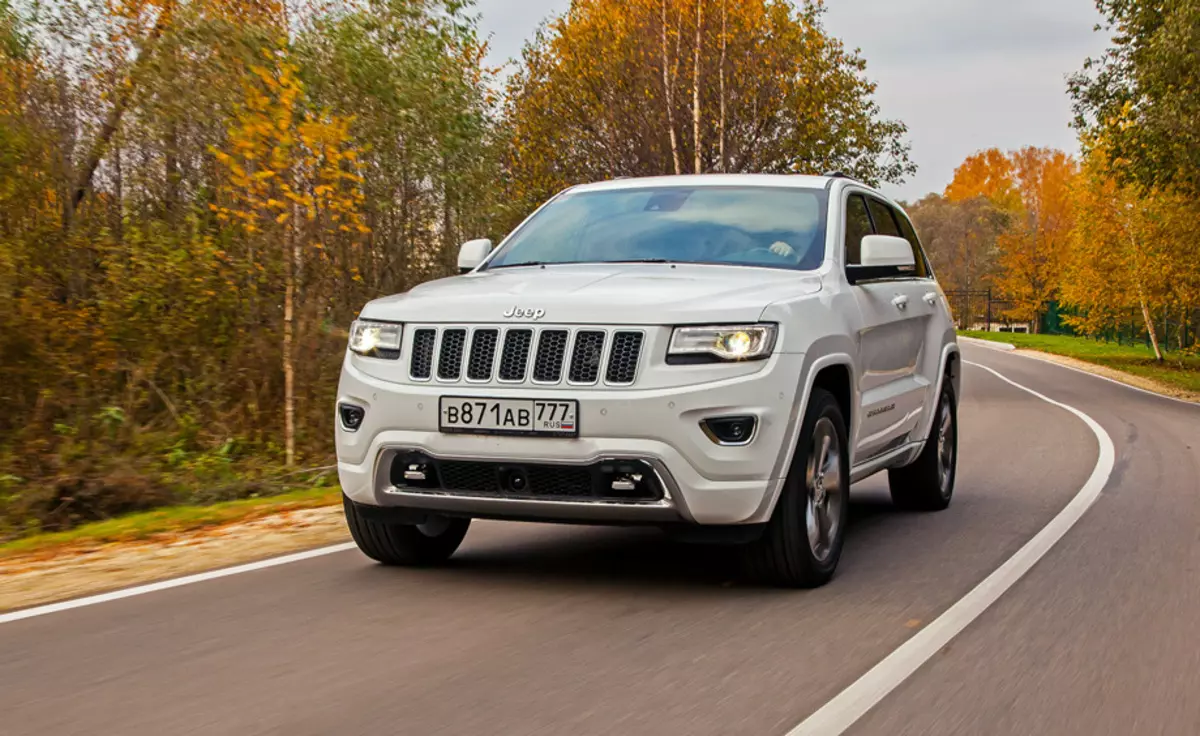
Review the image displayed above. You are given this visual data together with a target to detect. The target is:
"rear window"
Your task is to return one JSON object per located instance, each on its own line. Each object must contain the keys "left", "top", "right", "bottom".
{"left": 867, "top": 198, "right": 902, "bottom": 237}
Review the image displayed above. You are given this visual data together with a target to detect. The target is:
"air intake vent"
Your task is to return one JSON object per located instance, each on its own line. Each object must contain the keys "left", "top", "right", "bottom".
{"left": 410, "top": 329, "right": 436, "bottom": 380}
{"left": 605, "top": 331, "right": 643, "bottom": 385}
{"left": 498, "top": 329, "right": 533, "bottom": 382}
{"left": 467, "top": 329, "right": 498, "bottom": 381}
{"left": 569, "top": 331, "right": 606, "bottom": 384}
{"left": 437, "top": 329, "right": 466, "bottom": 380}
{"left": 533, "top": 330, "right": 569, "bottom": 383}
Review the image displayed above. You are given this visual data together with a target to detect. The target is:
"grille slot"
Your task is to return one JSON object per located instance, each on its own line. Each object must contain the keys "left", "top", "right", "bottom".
{"left": 410, "top": 329, "right": 436, "bottom": 380}
{"left": 467, "top": 329, "right": 498, "bottom": 381}
{"left": 437, "top": 329, "right": 466, "bottom": 380}
{"left": 569, "top": 331, "right": 606, "bottom": 384}
{"left": 498, "top": 330, "right": 533, "bottom": 382}
{"left": 437, "top": 462, "right": 498, "bottom": 493}
{"left": 605, "top": 332, "right": 643, "bottom": 385}
{"left": 533, "top": 330, "right": 569, "bottom": 383}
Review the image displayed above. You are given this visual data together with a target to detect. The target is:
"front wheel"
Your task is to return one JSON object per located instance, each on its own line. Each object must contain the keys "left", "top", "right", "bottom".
{"left": 888, "top": 379, "right": 957, "bottom": 511}
{"left": 343, "top": 497, "right": 470, "bottom": 566}
{"left": 741, "top": 387, "right": 850, "bottom": 588}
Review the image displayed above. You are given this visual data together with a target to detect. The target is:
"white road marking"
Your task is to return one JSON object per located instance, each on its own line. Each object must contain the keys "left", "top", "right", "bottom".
{"left": 786, "top": 360, "right": 1116, "bottom": 736}
{"left": 957, "top": 335, "right": 1015, "bottom": 351}
{"left": 0, "top": 543, "right": 358, "bottom": 625}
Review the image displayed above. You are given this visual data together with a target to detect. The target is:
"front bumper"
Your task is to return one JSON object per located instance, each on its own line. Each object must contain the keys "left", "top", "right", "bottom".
{"left": 335, "top": 352, "right": 805, "bottom": 525}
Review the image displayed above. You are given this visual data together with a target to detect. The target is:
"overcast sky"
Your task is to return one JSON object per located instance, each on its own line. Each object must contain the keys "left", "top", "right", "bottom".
{"left": 470, "top": 0, "right": 1112, "bottom": 201}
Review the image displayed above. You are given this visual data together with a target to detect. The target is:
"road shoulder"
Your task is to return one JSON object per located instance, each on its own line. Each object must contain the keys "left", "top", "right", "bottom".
{"left": 1011, "top": 349, "right": 1200, "bottom": 403}
{"left": 1, "top": 506, "right": 348, "bottom": 612}
{"left": 959, "top": 335, "right": 1200, "bottom": 404}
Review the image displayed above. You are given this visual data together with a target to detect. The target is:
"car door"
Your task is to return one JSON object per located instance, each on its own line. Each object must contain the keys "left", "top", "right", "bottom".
{"left": 893, "top": 203, "right": 954, "bottom": 415}
{"left": 846, "top": 193, "right": 934, "bottom": 461}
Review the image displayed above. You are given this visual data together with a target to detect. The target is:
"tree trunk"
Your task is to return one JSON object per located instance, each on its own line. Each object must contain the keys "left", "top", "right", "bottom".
{"left": 113, "top": 130, "right": 123, "bottom": 244}
{"left": 165, "top": 123, "right": 180, "bottom": 222}
{"left": 718, "top": 0, "right": 727, "bottom": 173}
{"left": 283, "top": 212, "right": 299, "bottom": 467}
{"left": 660, "top": 0, "right": 682, "bottom": 175}
{"left": 1139, "top": 297, "right": 1163, "bottom": 361}
{"left": 1125, "top": 211, "right": 1162, "bottom": 361}
{"left": 692, "top": 0, "right": 703, "bottom": 174}
{"left": 63, "top": 11, "right": 171, "bottom": 231}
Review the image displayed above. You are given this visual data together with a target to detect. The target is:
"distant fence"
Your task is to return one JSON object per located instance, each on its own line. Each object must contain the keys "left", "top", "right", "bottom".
{"left": 944, "top": 289, "right": 1199, "bottom": 351}
{"left": 943, "top": 289, "right": 1017, "bottom": 333}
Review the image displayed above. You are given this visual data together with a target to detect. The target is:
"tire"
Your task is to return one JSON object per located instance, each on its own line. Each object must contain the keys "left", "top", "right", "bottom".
{"left": 343, "top": 497, "right": 470, "bottom": 566}
{"left": 741, "top": 387, "right": 850, "bottom": 588}
{"left": 888, "top": 378, "right": 957, "bottom": 511}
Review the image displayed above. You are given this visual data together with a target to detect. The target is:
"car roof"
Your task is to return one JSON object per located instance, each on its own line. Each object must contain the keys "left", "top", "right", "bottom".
{"left": 567, "top": 173, "right": 877, "bottom": 194}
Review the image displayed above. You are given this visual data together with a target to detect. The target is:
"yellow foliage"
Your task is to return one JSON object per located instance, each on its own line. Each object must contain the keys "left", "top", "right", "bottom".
{"left": 209, "top": 39, "right": 370, "bottom": 249}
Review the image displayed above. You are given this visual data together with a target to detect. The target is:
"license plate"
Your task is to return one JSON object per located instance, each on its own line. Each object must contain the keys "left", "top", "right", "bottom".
{"left": 438, "top": 397, "right": 578, "bottom": 436}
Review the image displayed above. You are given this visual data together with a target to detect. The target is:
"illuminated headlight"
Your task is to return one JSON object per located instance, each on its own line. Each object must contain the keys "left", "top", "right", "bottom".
{"left": 348, "top": 320, "right": 403, "bottom": 359}
{"left": 668, "top": 324, "right": 777, "bottom": 362}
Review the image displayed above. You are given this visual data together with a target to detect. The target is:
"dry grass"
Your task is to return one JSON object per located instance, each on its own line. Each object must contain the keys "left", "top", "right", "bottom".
{"left": 1, "top": 504, "right": 351, "bottom": 612}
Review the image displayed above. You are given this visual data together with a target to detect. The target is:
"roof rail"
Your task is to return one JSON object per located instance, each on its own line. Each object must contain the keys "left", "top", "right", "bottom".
{"left": 823, "top": 170, "right": 851, "bottom": 179}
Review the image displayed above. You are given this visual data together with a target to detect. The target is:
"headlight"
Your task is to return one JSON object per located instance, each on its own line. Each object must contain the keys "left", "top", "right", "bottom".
{"left": 668, "top": 324, "right": 777, "bottom": 362}
{"left": 348, "top": 319, "right": 403, "bottom": 359}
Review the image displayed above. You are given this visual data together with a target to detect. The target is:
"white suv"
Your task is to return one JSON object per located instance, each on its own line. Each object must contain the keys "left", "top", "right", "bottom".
{"left": 335, "top": 174, "right": 960, "bottom": 587}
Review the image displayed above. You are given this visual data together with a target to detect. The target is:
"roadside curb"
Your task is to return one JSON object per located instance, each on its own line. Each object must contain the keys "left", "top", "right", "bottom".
{"left": 958, "top": 335, "right": 1015, "bottom": 351}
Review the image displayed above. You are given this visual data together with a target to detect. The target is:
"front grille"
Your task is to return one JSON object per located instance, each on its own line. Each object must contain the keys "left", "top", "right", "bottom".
{"left": 410, "top": 329, "right": 436, "bottom": 380}
{"left": 390, "top": 453, "right": 663, "bottom": 502}
{"left": 467, "top": 330, "right": 498, "bottom": 381}
{"left": 409, "top": 326, "right": 644, "bottom": 386}
{"left": 533, "top": 330, "right": 569, "bottom": 383}
{"left": 437, "top": 329, "right": 466, "bottom": 380}
{"left": 606, "top": 332, "right": 644, "bottom": 385}
{"left": 437, "top": 461, "right": 498, "bottom": 494}
{"left": 569, "top": 331, "right": 606, "bottom": 383}
{"left": 498, "top": 330, "right": 533, "bottom": 382}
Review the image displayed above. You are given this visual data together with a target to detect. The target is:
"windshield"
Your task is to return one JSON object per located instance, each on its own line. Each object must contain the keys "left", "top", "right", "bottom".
{"left": 485, "top": 186, "right": 829, "bottom": 271}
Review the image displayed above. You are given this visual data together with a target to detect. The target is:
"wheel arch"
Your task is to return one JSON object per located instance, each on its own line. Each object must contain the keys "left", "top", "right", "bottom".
{"left": 912, "top": 341, "right": 961, "bottom": 451}
{"left": 753, "top": 346, "right": 859, "bottom": 522}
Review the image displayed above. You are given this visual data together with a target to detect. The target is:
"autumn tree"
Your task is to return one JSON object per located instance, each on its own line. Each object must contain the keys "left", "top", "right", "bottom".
{"left": 906, "top": 194, "right": 1008, "bottom": 295}
{"left": 0, "top": 0, "right": 499, "bottom": 537}
{"left": 1060, "top": 146, "right": 1200, "bottom": 359}
{"left": 210, "top": 45, "right": 368, "bottom": 466}
{"left": 1069, "top": 0, "right": 1200, "bottom": 196}
{"left": 502, "top": 0, "right": 913, "bottom": 220}
{"left": 946, "top": 147, "right": 1077, "bottom": 331}
{"left": 298, "top": 0, "right": 503, "bottom": 287}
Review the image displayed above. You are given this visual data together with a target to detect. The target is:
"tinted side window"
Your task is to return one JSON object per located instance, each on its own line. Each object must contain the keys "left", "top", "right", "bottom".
{"left": 866, "top": 198, "right": 901, "bottom": 237}
{"left": 892, "top": 207, "right": 930, "bottom": 278}
{"left": 844, "top": 194, "right": 873, "bottom": 265}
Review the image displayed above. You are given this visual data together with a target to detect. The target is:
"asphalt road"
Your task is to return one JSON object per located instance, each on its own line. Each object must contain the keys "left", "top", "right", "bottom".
{"left": 3, "top": 343, "right": 1199, "bottom": 735}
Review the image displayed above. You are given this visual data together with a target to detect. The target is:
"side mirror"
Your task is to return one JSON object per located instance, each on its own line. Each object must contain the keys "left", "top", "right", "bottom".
{"left": 457, "top": 238, "right": 493, "bottom": 273}
{"left": 847, "top": 235, "right": 916, "bottom": 284}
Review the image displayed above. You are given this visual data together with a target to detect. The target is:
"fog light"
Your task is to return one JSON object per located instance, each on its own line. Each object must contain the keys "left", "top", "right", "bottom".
{"left": 701, "top": 415, "right": 757, "bottom": 445}
{"left": 391, "top": 454, "right": 439, "bottom": 489}
{"left": 338, "top": 403, "right": 365, "bottom": 432}
{"left": 610, "top": 473, "right": 643, "bottom": 492}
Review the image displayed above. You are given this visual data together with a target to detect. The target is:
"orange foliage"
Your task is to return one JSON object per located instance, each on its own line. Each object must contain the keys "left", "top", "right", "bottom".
{"left": 945, "top": 147, "right": 1077, "bottom": 329}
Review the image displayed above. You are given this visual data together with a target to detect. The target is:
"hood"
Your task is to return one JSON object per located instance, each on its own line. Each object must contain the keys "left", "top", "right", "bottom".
{"left": 359, "top": 263, "right": 822, "bottom": 325}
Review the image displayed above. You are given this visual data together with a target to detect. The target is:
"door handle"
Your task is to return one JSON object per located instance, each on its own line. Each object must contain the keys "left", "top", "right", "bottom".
{"left": 923, "top": 291, "right": 938, "bottom": 305}
{"left": 891, "top": 295, "right": 909, "bottom": 310}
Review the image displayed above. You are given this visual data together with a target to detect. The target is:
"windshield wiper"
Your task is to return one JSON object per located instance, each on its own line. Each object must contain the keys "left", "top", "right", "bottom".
{"left": 491, "top": 258, "right": 674, "bottom": 269}
{"left": 603, "top": 258, "right": 674, "bottom": 264}
{"left": 489, "top": 260, "right": 548, "bottom": 269}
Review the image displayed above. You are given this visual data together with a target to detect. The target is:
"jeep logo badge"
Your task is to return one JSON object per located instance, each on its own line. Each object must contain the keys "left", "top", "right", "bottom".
{"left": 503, "top": 306, "right": 545, "bottom": 320}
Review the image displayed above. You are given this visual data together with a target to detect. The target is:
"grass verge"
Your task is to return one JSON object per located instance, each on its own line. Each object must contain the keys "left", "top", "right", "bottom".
{"left": 0, "top": 486, "right": 342, "bottom": 560}
{"left": 960, "top": 330, "right": 1200, "bottom": 394}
